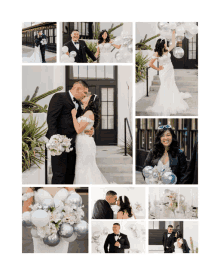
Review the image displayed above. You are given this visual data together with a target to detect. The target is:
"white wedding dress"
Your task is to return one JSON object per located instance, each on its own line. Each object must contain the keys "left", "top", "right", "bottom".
{"left": 174, "top": 241, "right": 184, "bottom": 253}
{"left": 73, "top": 116, "right": 109, "bottom": 184}
{"left": 97, "top": 43, "right": 114, "bottom": 63}
{"left": 32, "top": 188, "right": 70, "bottom": 253}
{"left": 23, "top": 45, "right": 42, "bottom": 63}
{"left": 147, "top": 49, "right": 192, "bottom": 115}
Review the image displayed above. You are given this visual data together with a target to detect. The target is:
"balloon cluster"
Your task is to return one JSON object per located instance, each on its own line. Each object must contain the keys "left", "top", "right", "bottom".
{"left": 142, "top": 166, "right": 177, "bottom": 184}
{"left": 61, "top": 46, "right": 77, "bottom": 63}
{"left": 157, "top": 22, "right": 198, "bottom": 59}
{"left": 22, "top": 192, "right": 88, "bottom": 247}
{"left": 92, "top": 227, "right": 109, "bottom": 253}
{"left": 114, "top": 30, "right": 133, "bottom": 63}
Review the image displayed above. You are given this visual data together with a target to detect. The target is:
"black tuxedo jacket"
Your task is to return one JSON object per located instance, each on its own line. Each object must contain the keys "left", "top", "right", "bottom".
{"left": 64, "top": 40, "right": 96, "bottom": 63}
{"left": 92, "top": 200, "right": 113, "bottom": 219}
{"left": 104, "top": 233, "right": 130, "bottom": 253}
{"left": 143, "top": 149, "right": 187, "bottom": 184}
{"left": 162, "top": 232, "right": 177, "bottom": 253}
{"left": 35, "top": 34, "right": 47, "bottom": 49}
{"left": 46, "top": 91, "right": 83, "bottom": 145}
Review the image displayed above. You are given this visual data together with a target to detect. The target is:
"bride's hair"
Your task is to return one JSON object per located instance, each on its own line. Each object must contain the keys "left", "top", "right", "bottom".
{"left": 152, "top": 128, "right": 179, "bottom": 159}
{"left": 31, "top": 187, "right": 42, "bottom": 191}
{"left": 118, "top": 196, "right": 132, "bottom": 217}
{"left": 154, "top": 39, "right": 168, "bottom": 57}
{"left": 83, "top": 94, "right": 100, "bottom": 129}
{"left": 177, "top": 231, "right": 183, "bottom": 239}
{"left": 98, "top": 30, "right": 110, "bottom": 44}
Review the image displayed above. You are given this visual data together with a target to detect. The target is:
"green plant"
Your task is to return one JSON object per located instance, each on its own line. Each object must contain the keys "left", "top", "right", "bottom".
{"left": 22, "top": 86, "right": 63, "bottom": 113}
{"left": 136, "top": 51, "right": 149, "bottom": 83}
{"left": 136, "top": 34, "right": 160, "bottom": 50}
{"left": 118, "top": 137, "right": 132, "bottom": 157}
{"left": 85, "top": 41, "right": 98, "bottom": 63}
{"left": 22, "top": 114, "right": 47, "bottom": 172}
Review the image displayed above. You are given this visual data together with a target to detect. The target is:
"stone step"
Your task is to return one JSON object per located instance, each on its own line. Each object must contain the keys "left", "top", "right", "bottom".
{"left": 103, "top": 173, "right": 132, "bottom": 184}
{"left": 153, "top": 75, "right": 198, "bottom": 81}
{"left": 99, "top": 164, "right": 132, "bottom": 173}
{"left": 152, "top": 80, "right": 197, "bottom": 86}
{"left": 96, "top": 154, "right": 133, "bottom": 165}
{"left": 150, "top": 85, "right": 198, "bottom": 93}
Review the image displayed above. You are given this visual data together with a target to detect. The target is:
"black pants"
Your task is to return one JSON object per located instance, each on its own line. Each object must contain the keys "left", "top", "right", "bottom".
{"left": 51, "top": 149, "right": 76, "bottom": 184}
{"left": 40, "top": 47, "right": 46, "bottom": 63}
{"left": 164, "top": 247, "right": 174, "bottom": 253}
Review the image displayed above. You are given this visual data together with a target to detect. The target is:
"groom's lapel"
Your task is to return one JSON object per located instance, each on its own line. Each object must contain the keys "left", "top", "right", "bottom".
{"left": 71, "top": 41, "right": 80, "bottom": 53}
{"left": 65, "top": 91, "right": 75, "bottom": 107}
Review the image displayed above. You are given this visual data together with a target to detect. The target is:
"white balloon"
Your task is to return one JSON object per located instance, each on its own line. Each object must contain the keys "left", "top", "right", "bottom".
{"left": 54, "top": 188, "right": 69, "bottom": 201}
{"left": 54, "top": 199, "right": 64, "bottom": 212}
{"left": 183, "top": 23, "right": 198, "bottom": 35}
{"left": 31, "top": 210, "right": 50, "bottom": 227}
{"left": 160, "top": 30, "right": 172, "bottom": 40}
{"left": 114, "top": 36, "right": 123, "bottom": 45}
{"left": 31, "top": 228, "right": 40, "bottom": 238}
{"left": 62, "top": 232, "right": 77, "bottom": 243}
{"left": 176, "top": 25, "right": 185, "bottom": 36}
{"left": 61, "top": 54, "right": 70, "bottom": 63}
{"left": 69, "top": 57, "right": 75, "bottom": 63}
{"left": 168, "top": 22, "right": 177, "bottom": 29}
{"left": 185, "top": 30, "right": 194, "bottom": 40}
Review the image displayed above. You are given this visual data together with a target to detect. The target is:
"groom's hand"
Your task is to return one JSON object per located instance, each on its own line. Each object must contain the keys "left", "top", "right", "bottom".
{"left": 114, "top": 242, "right": 120, "bottom": 247}
{"left": 85, "top": 127, "right": 94, "bottom": 137}
{"left": 66, "top": 52, "right": 70, "bottom": 56}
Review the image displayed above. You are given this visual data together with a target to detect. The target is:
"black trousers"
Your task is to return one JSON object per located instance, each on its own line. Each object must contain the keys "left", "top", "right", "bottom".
{"left": 51, "top": 149, "right": 76, "bottom": 184}
{"left": 164, "top": 247, "right": 174, "bottom": 253}
{"left": 40, "top": 47, "right": 46, "bottom": 62}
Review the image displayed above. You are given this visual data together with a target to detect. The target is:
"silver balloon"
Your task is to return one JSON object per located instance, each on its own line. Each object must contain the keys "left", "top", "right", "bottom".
{"left": 152, "top": 172, "right": 159, "bottom": 179}
{"left": 142, "top": 166, "right": 153, "bottom": 178}
{"left": 62, "top": 232, "right": 77, "bottom": 243}
{"left": 43, "top": 233, "right": 60, "bottom": 247}
{"left": 162, "top": 172, "right": 177, "bottom": 184}
{"left": 42, "top": 198, "right": 55, "bottom": 208}
{"left": 173, "top": 47, "right": 184, "bottom": 59}
{"left": 158, "top": 22, "right": 169, "bottom": 31}
{"left": 70, "top": 51, "right": 77, "bottom": 58}
{"left": 73, "top": 220, "right": 88, "bottom": 235}
{"left": 65, "top": 193, "right": 82, "bottom": 207}
{"left": 115, "top": 51, "right": 123, "bottom": 61}
{"left": 185, "top": 30, "right": 194, "bottom": 40}
{"left": 22, "top": 212, "right": 33, "bottom": 228}
{"left": 59, "top": 223, "right": 74, "bottom": 238}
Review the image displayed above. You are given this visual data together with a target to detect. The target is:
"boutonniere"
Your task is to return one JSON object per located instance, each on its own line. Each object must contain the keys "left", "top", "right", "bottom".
{"left": 118, "top": 236, "right": 121, "bottom": 240}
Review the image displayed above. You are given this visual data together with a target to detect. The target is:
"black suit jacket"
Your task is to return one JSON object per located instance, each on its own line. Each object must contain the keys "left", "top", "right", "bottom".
{"left": 35, "top": 34, "right": 47, "bottom": 49}
{"left": 162, "top": 232, "right": 176, "bottom": 253}
{"left": 92, "top": 200, "right": 113, "bottom": 219}
{"left": 46, "top": 91, "right": 83, "bottom": 146}
{"left": 143, "top": 149, "right": 187, "bottom": 184}
{"left": 104, "top": 233, "right": 130, "bottom": 253}
{"left": 64, "top": 40, "right": 96, "bottom": 63}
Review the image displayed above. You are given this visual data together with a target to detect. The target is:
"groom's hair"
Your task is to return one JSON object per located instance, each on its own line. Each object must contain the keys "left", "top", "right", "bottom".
{"left": 168, "top": 225, "right": 173, "bottom": 228}
{"left": 113, "top": 223, "right": 120, "bottom": 227}
{"left": 106, "top": 190, "right": 117, "bottom": 197}
{"left": 73, "top": 80, "right": 89, "bottom": 89}
{"left": 72, "top": 29, "right": 79, "bottom": 33}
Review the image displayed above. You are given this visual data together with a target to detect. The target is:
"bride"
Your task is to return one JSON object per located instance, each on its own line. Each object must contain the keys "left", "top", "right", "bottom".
{"left": 71, "top": 94, "right": 109, "bottom": 184}
{"left": 147, "top": 30, "right": 191, "bottom": 115}
{"left": 23, "top": 32, "right": 42, "bottom": 63}
{"left": 95, "top": 30, "right": 121, "bottom": 63}
{"left": 174, "top": 232, "right": 190, "bottom": 253}
{"left": 116, "top": 196, "right": 136, "bottom": 219}
{"left": 22, "top": 187, "right": 77, "bottom": 253}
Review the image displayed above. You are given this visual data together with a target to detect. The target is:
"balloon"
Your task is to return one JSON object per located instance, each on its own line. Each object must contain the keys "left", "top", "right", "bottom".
{"left": 173, "top": 47, "right": 184, "bottom": 59}
{"left": 54, "top": 188, "right": 69, "bottom": 201}
{"left": 128, "top": 44, "right": 133, "bottom": 53}
{"left": 42, "top": 198, "right": 55, "bottom": 208}
{"left": 22, "top": 211, "right": 33, "bottom": 228}
{"left": 62, "top": 46, "right": 68, "bottom": 53}
{"left": 185, "top": 30, "right": 194, "bottom": 40}
{"left": 161, "top": 172, "right": 177, "bottom": 184}
{"left": 168, "top": 22, "right": 177, "bottom": 29}
{"left": 92, "top": 231, "right": 101, "bottom": 240}
{"left": 69, "top": 51, "right": 77, "bottom": 58}
{"left": 157, "top": 22, "right": 169, "bottom": 31}
{"left": 160, "top": 30, "right": 172, "bottom": 40}
{"left": 113, "top": 36, "right": 123, "bottom": 45}
{"left": 142, "top": 166, "right": 153, "bottom": 178}
{"left": 152, "top": 172, "right": 159, "bottom": 179}
{"left": 69, "top": 57, "right": 75, "bottom": 63}
{"left": 31, "top": 210, "right": 50, "bottom": 227}
{"left": 115, "top": 51, "right": 123, "bottom": 61}
{"left": 61, "top": 54, "right": 70, "bottom": 63}
{"left": 54, "top": 199, "right": 64, "bottom": 212}
{"left": 31, "top": 228, "right": 40, "bottom": 238}
{"left": 62, "top": 232, "right": 77, "bottom": 243}
{"left": 43, "top": 233, "right": 60, "bottom": 247}
{"left": 179, "top": 194, "right": 185, "bottom": 203}
{"left": 163, "top": 189, "right": 171, "bottom": 196}
{"left": 96, "top": 245, "right": 102, "bottom": 253}
{"left": 176, "top": 25, "right": 185, "bottom": 36}
{"left": 184, "top": 23, "right": 198, "bottom": 35}
{"left": 59, "top": 223, "right": 74, "bottom": 238}
{"left": 73, "top": 220, "right": 88, "bottom": 235}
{"left": 65, "top": 193, "right": 82, "bottom": 207}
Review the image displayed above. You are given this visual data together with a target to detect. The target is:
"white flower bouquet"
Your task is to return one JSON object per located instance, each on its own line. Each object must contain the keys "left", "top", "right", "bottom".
{"left": 142, "top": 165, "right": 177, "bottom": 184}
{"left": 46, "top": 134, "right": 73, "bottom": 156}
{"left": 41, "top": 38, "right": 47, "bottom": 45}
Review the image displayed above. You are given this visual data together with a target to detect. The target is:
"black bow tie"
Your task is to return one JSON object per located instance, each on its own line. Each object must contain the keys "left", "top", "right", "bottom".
{"left": 74, "top": 42, "right": 79, "bottom": 45}
{"left": 114, "top": 234, "right": 119, "bottom": 236}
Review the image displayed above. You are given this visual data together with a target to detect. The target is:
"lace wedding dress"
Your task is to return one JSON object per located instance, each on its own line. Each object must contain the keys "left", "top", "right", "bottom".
{"left": 28, "top": 188, "right": 72, "bottom": 253}
{"left": 147, "top": 49, "right": 191, "bottom": 115}
{"left": 23, "top": 46, "right": 42, "bottom": 63}
{"left": 174, "top": 241, "right": 184, "bottom": 253}
{"left": 73, "top": 116, "right": 109, "bottom": 184}
{"left": 97, "top": 43, "right": 114, "bottom": 63}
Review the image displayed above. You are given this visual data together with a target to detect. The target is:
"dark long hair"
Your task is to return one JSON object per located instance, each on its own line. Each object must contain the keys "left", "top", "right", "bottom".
{"left": 98, "top": 30, "right": 110, "bottom": 44}
{"left": 31, "top": 187, "right": 42, "bottom": 191}
{"left": 154, "top": 39, "right": 168, "bottom": 57}
{"left": 83, "top": 94, "right": 100, "bottom": 129}
{"left": 118, "top": 196, "right": 132, "bottom": 218}
{"left": 152, "top": 128, "right": 179, "bottom": 159}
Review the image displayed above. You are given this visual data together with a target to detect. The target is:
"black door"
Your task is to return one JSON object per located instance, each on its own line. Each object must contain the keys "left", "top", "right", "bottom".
{"left": 63, "top": 22, "right": 93, "bottom": 45}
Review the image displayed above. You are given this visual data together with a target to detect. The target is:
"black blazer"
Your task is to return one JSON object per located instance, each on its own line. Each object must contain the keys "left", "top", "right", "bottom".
{"left": 92, "top": 200, "right": 113, "bottom": 219}
{"left": 162, "top": 232, "right": 176, "bottom": 252}
{"left": 35, "top": 34, "right": 47, "bottom": 49}
{"left": 104, "top": 233, "right": 130, "bottom": 253}
{"left": 143, "top": 149, "right": 187, "bottom": 184}
{"left": 64, "top": 40, "right": 96, "bottom": 63}
{"left": 46, "top": 91, "right": 83, "bottom": 145}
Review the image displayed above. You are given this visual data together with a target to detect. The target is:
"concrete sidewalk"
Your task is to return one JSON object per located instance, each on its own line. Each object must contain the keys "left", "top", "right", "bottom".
{"left": 22, "top": 45, "right": 56, "bottom": 63}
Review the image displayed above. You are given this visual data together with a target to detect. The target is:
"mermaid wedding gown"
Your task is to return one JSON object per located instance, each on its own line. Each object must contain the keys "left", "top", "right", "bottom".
{"left": 147, "top": 49, "right": 192, "bottom": 115}
{"left": 23, "top": 45, "right": 42, "bottom": 63}
{"left": 73, "top": 116, "right": 109, "bottom": 184}
{"left": 97, "top": 43, "right": 114, "bottom": 63}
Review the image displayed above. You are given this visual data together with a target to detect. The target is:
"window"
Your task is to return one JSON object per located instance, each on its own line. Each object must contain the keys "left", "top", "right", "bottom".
{"left": 101, "top": 88, "right": 114, "bottom": 129}
{"left": 188, "top": 22, "right": 197, "bottom": 60}
{"left": 71, "top": 66, "right": 114, "bottom": 80}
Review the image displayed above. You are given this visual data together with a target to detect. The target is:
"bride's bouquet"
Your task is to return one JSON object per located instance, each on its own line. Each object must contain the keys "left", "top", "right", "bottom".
{"left": 142, "top": 165, "right": 177, "bottom": 184}
{"left": 22, "top": 192, "right": 88, "bottom": 247}
{"left": 46, "top": 134, "right": 73, "bottom": 156}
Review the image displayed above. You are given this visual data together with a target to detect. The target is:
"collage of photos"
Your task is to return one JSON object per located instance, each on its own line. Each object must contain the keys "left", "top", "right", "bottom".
{"left": 22, "top": 21, "right": 198, "bottom": 254}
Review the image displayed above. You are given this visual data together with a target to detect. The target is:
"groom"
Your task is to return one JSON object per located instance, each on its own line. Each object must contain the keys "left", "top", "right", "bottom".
{"left": 104, "top": 223, "right": 130, "bottom": 253}
{"left": 46, "top": 80, "right": 94, "bottom": 184}
{"left": 64, "top": 29, "right": 97, "bottom": 63}
{"left": 38, "top": 31, "right": 47, "bottom": 63}
{"left": 162, "top": 225, "right": 177, "bottom": 253}
{"left": 92, "top": 190, "right": 117, "bottom": 219}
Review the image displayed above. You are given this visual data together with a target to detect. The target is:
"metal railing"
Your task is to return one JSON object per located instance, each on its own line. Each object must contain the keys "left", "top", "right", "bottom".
{"left": 124, "top": 118, "right": 132, "bottom": 156}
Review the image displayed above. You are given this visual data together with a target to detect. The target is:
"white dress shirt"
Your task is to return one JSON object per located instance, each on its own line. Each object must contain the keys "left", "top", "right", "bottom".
{"left": 69, "top": 90, "right": 79, "bottom": 110}
{"left": 72, "top": 40, "right": 80, "bottom": 50}
{"left": 114, "top": 233, "right": 121, "bottom": 248}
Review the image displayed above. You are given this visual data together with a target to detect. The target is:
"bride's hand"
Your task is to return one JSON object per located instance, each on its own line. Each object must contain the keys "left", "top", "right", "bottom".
{"left": 71, "top": 109, "right": 77, "bottom": 117}
{"left": 158, "top": 66, "right": 164, "bottom": 71}
{"left": 85, "top": 127, "right": 94, "bottom": 137}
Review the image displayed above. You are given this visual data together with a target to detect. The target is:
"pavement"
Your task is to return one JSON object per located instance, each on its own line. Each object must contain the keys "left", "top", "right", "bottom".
{"left": 22, "top": 45, "right": 56, "bottom": 63}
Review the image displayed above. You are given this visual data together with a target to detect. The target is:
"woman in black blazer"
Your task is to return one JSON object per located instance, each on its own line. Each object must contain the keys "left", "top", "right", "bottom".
{"left": 143, "top": 125, "right": 187, "bottom": 184}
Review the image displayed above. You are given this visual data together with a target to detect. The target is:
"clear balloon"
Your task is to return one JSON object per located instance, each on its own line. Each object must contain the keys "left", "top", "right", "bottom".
{"left": 175, "top": 25, "right": 185, "bottom": 36}
{"left": 185, "top": 30, "right": 194, "bottom": 40}
{"left": 43, "top": 233, "right": 60, "bottom": 247}
{"left": 69, "top": 51, "right": 77, "bottom": 58}
{"left": 158, "top": 22, "right": 169, "bottom": 31}
{"left": 59, "top": 223, "right": 74, "bottom": 238}
{"left": 31, "top": 209, "right": 50, "bottom": 227}
{"left": 61, "top": 54, "right": 70, "bottom": 63}
{"left": 142, "top": 166, "right": 153, "bottom": 178}
{"left": 173, "top": 47, "right": 184, "bottom": 59}
{"left": 65, "top": 193, "right": 82, "bottom": 207}
{"left": 161, "top": 172, "right": 177, "bottom": 184}
{"left": 168, "top": 22, "right": 177, "bottom": 29}
{"left": 73, "top": 220, "right": 88, "bottom": 235}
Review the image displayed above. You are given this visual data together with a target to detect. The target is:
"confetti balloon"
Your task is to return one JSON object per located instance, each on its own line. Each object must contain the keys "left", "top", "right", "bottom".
{"left": 62, "top": 232, "right": 77, "bottom": 243}
{"left": 73, "top": 220, "right": 88, "bottom": 235}
{"left": 22, "top": 211, "right": 33, "bottom": 228}
{"left": 31, "top": 210, "right": 50, "bottom": 227}
{"left": 65, "top": 193, "right": 82, "bottom": 207}
{"left": 162, "top": 172, "right": 177, "bottom": 184}
{"left": 43, "top": 233, "right": 60, "bottom": 247}
{"left": 59, "top": 223, "right": 74, "bottom": 238}
{"left": 142, "top": 166, "right": 153, "bottom": 178}
{"left": 158, "top": 22, "right": 169, "bottom": 31}
{"left": 173, "top": 47, "right": 184, "bottom": 59}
